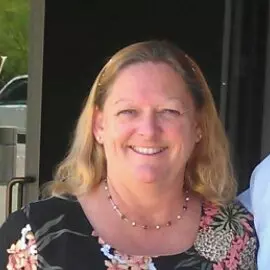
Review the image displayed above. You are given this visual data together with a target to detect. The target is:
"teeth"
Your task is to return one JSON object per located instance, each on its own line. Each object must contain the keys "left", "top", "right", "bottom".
{"left": 131, "top": 146, "right": 165, "bottom": 155}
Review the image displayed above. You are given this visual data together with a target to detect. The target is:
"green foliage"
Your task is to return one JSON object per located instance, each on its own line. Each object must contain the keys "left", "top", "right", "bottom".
{"left": 0, "top": 0, "right": 29, "bottom": 87}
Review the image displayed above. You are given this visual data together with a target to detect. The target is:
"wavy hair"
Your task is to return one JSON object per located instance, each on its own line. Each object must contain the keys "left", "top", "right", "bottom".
{"left": 47, "top": 40, "right": 237, "bottom": 205}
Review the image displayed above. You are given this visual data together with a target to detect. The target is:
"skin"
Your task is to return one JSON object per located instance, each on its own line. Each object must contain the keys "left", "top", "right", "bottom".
{"left": 93, "top": 62, "right": 201, "bottom": 225}
{"left": 78, "top": 62, "right": 203, "bottom": 256}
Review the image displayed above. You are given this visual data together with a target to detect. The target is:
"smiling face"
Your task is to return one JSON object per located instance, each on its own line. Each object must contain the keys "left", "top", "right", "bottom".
{"left": 93, "top": 62, "right": 200, "bottom": 186}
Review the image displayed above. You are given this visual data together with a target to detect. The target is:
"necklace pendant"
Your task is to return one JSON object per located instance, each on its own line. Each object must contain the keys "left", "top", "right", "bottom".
{"left": 166, "top": 221, "right": 172, "bottom": 227}
{"left": 120, "top": 213, "right": 126, "bottom": 220}
{"left": 155, "top": 225, "right": 160, "bottom": 230}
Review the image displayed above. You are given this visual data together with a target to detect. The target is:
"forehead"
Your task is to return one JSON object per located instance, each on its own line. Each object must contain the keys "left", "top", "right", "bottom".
{"left": 105, "top": 62, "right": 192, "bottom": 105}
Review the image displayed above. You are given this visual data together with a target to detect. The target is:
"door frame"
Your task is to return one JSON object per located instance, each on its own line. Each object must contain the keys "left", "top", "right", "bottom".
{"left": 23, "top": 0, "right": 45, "bottom": 204}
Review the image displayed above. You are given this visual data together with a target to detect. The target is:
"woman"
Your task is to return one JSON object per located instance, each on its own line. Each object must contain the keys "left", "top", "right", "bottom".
{"left": 0, "top": 40, "right": 257, "bottom": 269}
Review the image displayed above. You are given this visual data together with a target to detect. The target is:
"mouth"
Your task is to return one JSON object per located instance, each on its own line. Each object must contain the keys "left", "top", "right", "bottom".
{"left": 130, "top": 146, "right": 167, "bottom": 155}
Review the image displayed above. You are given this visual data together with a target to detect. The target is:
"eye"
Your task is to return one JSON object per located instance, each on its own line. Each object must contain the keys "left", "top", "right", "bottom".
{"left": 160, "top": 109, "right": 181, "bottom": 116}
{"left": 116, "top": 109, "right": 137, "bottom": 116}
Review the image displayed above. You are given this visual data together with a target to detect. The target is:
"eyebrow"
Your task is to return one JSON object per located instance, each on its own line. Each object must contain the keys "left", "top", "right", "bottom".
{"left": 114, "top": 99, "right": 133, "bottom": 105}
{"left": 113, "top": 97, "right": 184, "bottom": 105}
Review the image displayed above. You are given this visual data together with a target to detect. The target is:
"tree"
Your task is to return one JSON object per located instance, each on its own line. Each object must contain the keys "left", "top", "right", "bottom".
{"left": 0, "top": 0, "right": 29, "bottom": 87}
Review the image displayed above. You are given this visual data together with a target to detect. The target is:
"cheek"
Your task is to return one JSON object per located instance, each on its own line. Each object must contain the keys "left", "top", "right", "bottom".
{"left": 103, "top": 119, "right": 134, "bottom": 145}
{"left": 168, "top": 121, "right": 197, "bottom": 146}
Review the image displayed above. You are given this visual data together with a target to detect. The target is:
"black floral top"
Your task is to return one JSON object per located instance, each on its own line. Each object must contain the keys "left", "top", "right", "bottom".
{"left": 0, "top": 197, "right": 258, "bottom": 270}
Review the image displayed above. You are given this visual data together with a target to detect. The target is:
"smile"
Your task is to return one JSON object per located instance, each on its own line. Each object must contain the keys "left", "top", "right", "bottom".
{"left": 130, "top": 146, "right": 166, "bottom": 155}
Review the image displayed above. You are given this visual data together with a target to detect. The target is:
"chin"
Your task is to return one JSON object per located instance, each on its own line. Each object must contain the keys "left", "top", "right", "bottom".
{"left": 133, "top": 168, "right": 162, "bottom": 184}
{"left": 135, "top": 176, "right": 157, "bottom": 184}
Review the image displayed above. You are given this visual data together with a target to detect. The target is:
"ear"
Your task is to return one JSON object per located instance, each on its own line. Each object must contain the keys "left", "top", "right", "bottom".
{"left": 194, "top": 123, "right": 202, "bottom": 143}
{"left": 93, "top": 107, "right": 104, "bottom": 144}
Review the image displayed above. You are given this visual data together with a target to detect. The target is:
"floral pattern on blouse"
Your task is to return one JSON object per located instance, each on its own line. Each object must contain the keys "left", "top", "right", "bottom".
{"left": 6, "top": 224, "right": 37, "bottom": 270}
{"left": 92, "top": 231, "right": 157, "bottom": 270}
{"left": 194, "top": 201, "right": 256, "bottom": 269}
{"left": 3, "top": 198, "right": 257, "bottom": 270}
{"left": 92, "top": 201, "right": 257, "bottom": 270}
{"left": 5, "top": 214, "right": 88, "bottom": 270}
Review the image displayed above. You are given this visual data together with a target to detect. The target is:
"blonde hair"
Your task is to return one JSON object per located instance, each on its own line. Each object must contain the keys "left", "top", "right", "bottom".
{"left": 47, "top": 40, "right": 237, "bottom": 205}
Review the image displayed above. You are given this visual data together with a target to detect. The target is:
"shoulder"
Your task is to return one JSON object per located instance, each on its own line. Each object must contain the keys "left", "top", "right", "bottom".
{"left": 197, "top": 201, "right": 258, "bottom": 268}
{"left": 0, "top": 208, "right": 28, "bottom": 243}
{"left": 0, "top": 196, "right": 85, "bottom": 245}
{"left": 0, "top": 196, "right": 89, "bottom": 269}
{"left": 250, "top": 154, "right": 270, "bottom": 210}
{"left": 21, "top": 196, "right": 90, "bottom": 233}
{"left": 237, "top": 155, "right": 270, "bottom": 213}
{"left": 24, "top": 195, "right": 79, "bottom": 213}
{"left": 24, "top": 196, "right": 79, "bottom": 219}
{"left": 251, "top": 154, "right": 270, "bottom": 177}
{"left": 202, "top": 200, "right": 254, "bottom": 228}
{"left": 252, "top": 154, "right": 270, "bottom": 176}
{"left": 201, "top": 200, "right": 257, "bottom": 245}
{"left": 251, "top": 154, "right": 270, "bottom": 185}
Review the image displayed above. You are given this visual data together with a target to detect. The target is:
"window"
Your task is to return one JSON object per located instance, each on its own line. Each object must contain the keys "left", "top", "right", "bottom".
{"left": 0, "top": 77, "right": 27, "bottom": 104}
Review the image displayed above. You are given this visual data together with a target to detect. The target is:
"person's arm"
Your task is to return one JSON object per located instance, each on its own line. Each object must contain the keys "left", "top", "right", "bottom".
{"left": 0, "top": 210, "right": 29, "bottom": 269}
{"left": 250, "top": 154, "right": 270, "bottom": 270}
{"left": 250, "top": 155, "right": 270, "bottom": 214}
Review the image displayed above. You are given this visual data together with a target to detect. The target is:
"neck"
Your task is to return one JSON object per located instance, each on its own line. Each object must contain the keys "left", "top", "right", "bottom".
{"left": 105, "top": 174, "right": 187, "bottom": 227}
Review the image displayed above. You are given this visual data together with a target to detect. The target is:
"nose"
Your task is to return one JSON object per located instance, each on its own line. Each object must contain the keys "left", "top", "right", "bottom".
{"left": 137, "top": 112, "right": 161, "bottom": 138}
